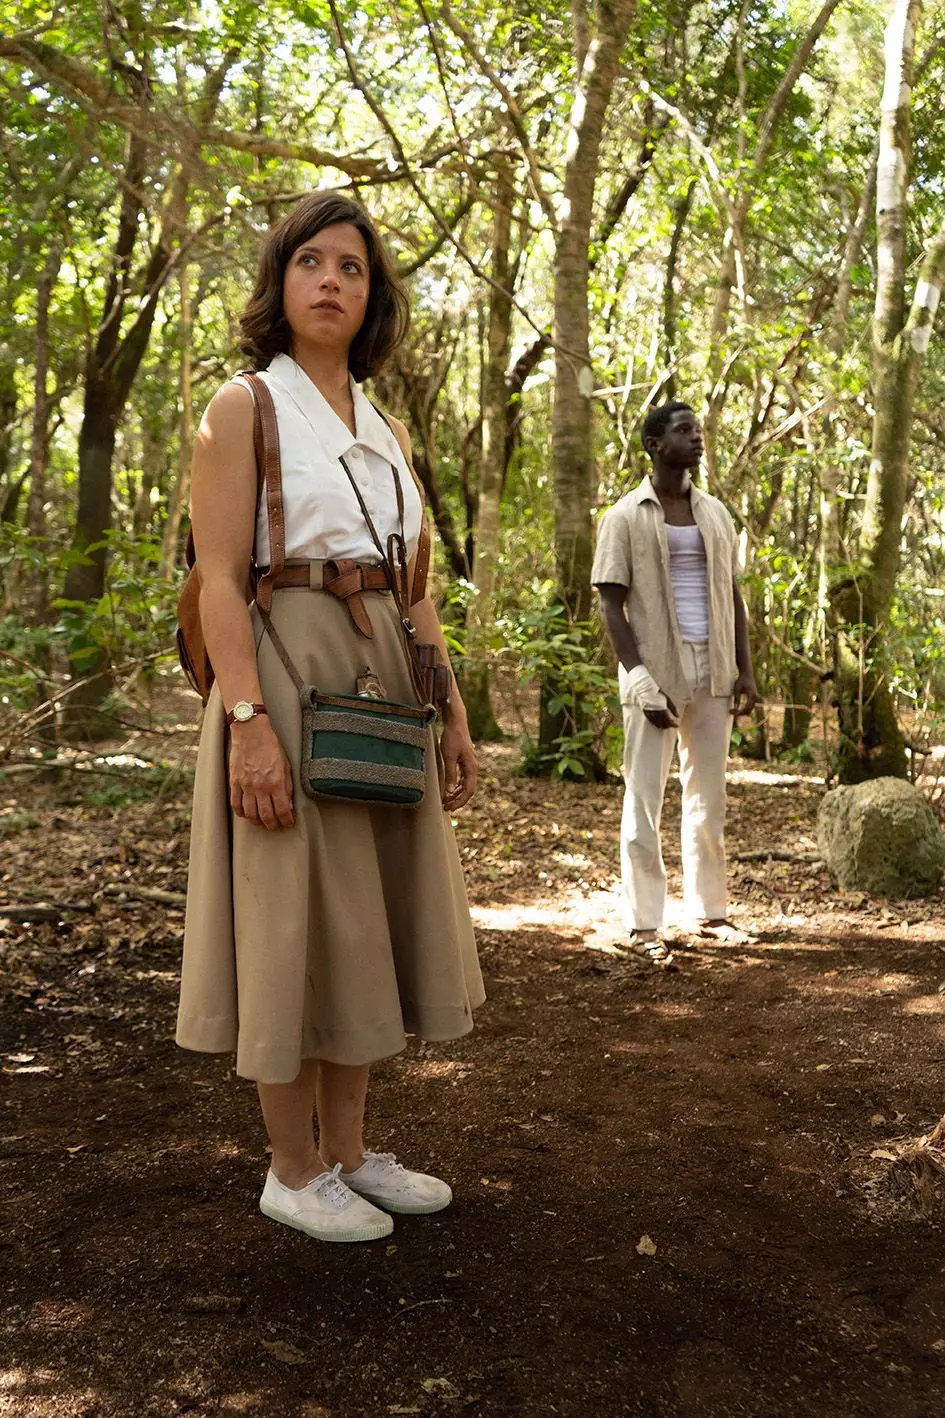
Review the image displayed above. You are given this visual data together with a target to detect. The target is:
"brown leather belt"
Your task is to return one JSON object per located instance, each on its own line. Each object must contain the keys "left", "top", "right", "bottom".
{"left": 260, "top": 559, "right": 391, "bottom": 638}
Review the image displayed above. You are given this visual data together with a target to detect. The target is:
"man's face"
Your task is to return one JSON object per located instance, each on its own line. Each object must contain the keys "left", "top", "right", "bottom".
{"left": 652, "top": 410, "right": 704, "bottom": 469}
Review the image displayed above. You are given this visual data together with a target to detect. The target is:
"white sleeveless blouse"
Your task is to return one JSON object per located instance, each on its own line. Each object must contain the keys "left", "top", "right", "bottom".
{"left": 233, "top": 353, "right": 423, "bottom": 568}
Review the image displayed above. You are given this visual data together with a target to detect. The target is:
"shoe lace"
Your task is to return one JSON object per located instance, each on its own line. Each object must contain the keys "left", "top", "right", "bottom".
{"left": 364, "top": 1150, "right": 405, "bottom": 1175}
{"left": 311, "top": 1162, "right": 352, "bottom": 1209}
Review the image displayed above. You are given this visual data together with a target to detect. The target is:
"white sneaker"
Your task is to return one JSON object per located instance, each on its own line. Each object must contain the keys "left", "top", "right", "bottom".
{"left": 259, "top": 1163, "right": 393, "bottom": 1242}
{"left": 340, "top": 1151, "right": 453, "bottom": 1215}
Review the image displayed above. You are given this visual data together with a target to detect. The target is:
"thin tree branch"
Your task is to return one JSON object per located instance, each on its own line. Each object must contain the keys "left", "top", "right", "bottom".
{"left": 438, "top": 3, "right": 557, "bottom": 226}
{"left": 327, "top": 0, "right": 559, "bottom": 352}
{"left": 0, "top": 34, "right": 466, "bottom": 185}
{"left": 398, "top": 192, "right": 477, "bottom": 276}
{"left": 415, "top": 0, "right": 485, "bottom": 204}
{"left": 753, "top": 0, "right": 844, "bottom": 180}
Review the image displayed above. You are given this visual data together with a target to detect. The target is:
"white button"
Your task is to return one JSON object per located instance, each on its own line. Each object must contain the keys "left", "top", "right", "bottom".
{"left": 349, "top": 447, "right": 362, "bottom": 461}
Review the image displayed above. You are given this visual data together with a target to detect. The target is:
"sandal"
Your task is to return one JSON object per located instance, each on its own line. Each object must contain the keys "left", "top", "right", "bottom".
{"left": 629, "top": 933, "right": 674, "bottom": 965}
{"left": 694, "top": 920, "right": 753, "bottom": 945}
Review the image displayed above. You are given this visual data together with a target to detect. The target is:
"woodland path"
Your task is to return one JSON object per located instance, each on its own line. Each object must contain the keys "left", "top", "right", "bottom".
{"left": 1, "top": 730, "right": 944, "bottom": 1418}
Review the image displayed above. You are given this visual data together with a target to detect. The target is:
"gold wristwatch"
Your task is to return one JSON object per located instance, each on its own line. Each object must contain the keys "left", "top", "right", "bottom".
{"left": 225, "top": 700, "right": 268, "bottom": 725}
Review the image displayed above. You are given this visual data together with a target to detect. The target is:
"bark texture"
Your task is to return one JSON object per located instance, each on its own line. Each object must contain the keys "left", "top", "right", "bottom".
{"left": 539, "top": 0, "right": 634, "bottom": 768}
{"left": 464, "top": 164, "right": 513, "bottom": 742}
{"left": 60, "top": 52, "right": 233, "bottom": 734}
{"left": 831, "top": 0, "right": 945, "bottom": 782}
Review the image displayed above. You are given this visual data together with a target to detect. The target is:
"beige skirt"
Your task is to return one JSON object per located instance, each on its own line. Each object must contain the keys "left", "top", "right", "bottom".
{"left": 176, "top": 584, "right": 484, "bottom": 1083}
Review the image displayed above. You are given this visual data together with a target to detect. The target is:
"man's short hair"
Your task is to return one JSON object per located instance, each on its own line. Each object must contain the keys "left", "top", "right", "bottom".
{"left": 641, "top": 401, "right": 695, "bottom": 455}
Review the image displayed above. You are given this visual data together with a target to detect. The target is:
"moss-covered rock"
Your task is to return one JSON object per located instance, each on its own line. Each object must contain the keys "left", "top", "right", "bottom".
{"left": 817, "top": 777, "right": 945, "bottom": 898}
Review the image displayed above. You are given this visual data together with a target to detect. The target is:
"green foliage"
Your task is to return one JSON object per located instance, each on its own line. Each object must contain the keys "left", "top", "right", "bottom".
{"left": 0, "top": 527, "right": 180, "bottom": 720}
{"left": 1, "top": 0, "right": 944, "bottom": 775}
{"left": 499, "top": 588, "right": 621, "bottom": 778}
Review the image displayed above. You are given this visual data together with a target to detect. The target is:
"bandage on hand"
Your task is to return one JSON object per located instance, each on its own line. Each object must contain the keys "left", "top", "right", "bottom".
{"left": 625, "top": 664, "right": 668, "bottom": 712}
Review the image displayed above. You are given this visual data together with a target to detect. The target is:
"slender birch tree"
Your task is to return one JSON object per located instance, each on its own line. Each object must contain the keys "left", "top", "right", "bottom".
{"left": 831, "top": 0, "right": 945, "bottom": 781}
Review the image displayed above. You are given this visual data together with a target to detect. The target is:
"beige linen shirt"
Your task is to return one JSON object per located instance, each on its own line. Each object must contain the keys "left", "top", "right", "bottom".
{"left": 592, "top": 476, "right": 740, "bottom": 706}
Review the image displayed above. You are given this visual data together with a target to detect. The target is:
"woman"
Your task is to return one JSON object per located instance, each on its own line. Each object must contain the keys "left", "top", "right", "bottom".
{"left": 176, "top": 192, "right": 484, "bottom": 1244}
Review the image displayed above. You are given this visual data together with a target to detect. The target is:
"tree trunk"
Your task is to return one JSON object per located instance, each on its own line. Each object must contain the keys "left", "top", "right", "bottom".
{"left": 829, "top": 0, "right": 945, "bottom": 783}
{"left": 26, "top": 241, "right": 60, "bottom": 618}
{"left": 782, "top": 662, "right": 816, "bottom": 750}
{"left": 60, "top": 51, "right": 234, "bottom": 736}
{"left": 701, "top": 0, "right": 843, "bottom": 478}
{"left": 662, "top": 181, "right": 695, "bottom": 399}
{"left": 162, "top": 256, "right": 194, "bottom": 569}
{"left": 463, "top": 162, "right": 513, "bottom": 742}
{"left": 0, "top": 365, "right": 17, "bottom": 519}
{"left": 539, "top": 0, "right": 634, "bottom": 772}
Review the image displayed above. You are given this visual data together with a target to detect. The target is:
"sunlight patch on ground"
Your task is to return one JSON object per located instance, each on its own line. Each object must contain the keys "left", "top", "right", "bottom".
{"left": 902, "top": 995, "right": 945, "bottom": 1016}
{"left": 727, "top": 767, "right": 826, "bottom": 787}
{"left": 399, "top": 1059, "right": 472, "bottom": 1079}
{"left": 472, "top": 888, "right": 739, "bottom": 954}
{"left": 472, "top": 886, "right": 629, "bottom": 953}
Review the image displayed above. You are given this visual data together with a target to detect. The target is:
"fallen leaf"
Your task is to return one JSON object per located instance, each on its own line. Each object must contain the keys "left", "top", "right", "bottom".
{"left": 870, "top": 1148, "right": 899, "bottom": 1162}
{"left": 815, "top": 1063, "right": 832, "bottom": 1072}
{"left": 65, "top": 1144, "right": 87, "bottom": 1155}
{"left": 421, "top": 1378, "right": 460, "bottom": 1398}
{"left": 261, "top": 1338, "right": 312, "bottom": 1365}
{"left": 636, "top": 1234, "right": 657, "bottom": 1257}
{"left": 870, "top": 1113, "right": 887, "bottom": 1127}
{"left": 388, "top": 1407, "right": 423, "bottom": 1415}
{"left": 932, "top": 1339, "right": 945, "bottom": 1352}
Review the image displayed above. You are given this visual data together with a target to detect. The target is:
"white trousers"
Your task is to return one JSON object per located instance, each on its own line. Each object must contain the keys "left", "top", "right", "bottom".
{"left": 620, "top": 642, "right": 732, "bottom": 931}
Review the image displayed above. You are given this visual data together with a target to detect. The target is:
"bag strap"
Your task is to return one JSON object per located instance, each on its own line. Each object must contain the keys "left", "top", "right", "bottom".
{"left": 335, "top": 453, "right": 428, "bottom": 703}
{"left": 256, "top": 604, "right": 306, "bottom": 698}
{"left": 236, "top": 371, "right": 284, "bottom": 612}
{"left": 371, "top": 403, "right": 432, "bottom": 606}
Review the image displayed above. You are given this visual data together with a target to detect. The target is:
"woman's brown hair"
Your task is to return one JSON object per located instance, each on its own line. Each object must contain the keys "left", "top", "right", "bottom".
{"left": 238, "top": 192, "right": 410, "bottom": 381}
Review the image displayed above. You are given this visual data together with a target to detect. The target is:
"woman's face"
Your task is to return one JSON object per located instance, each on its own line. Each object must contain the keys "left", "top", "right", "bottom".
{"left": 282, "top": 221, "right": 370, "bottom": 358}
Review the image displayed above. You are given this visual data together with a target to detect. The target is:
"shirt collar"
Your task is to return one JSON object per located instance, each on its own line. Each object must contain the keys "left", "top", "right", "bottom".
{"left": 631, "top": 471, "right": 702, "bottom": 504}
{"left": 265, "top": 354, "right": 400, "bottom": 465}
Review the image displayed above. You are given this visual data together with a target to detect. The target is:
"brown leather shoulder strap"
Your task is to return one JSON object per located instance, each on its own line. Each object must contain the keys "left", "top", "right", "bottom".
{"left": 238, "top": 371, "right": 284, "bottom": 612}
{"left": 371, "top": 404, "right": 431, "bottom": 605}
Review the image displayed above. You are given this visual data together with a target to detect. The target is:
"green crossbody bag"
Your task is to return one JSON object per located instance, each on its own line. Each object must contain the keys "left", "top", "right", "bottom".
{"left": 257, "top": 605, "right": 435, "bottom": 807}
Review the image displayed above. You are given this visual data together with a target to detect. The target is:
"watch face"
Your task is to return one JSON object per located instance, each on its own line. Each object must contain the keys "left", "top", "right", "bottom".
{"left": 233, "top": 701, "right": 254, "bottom": 723}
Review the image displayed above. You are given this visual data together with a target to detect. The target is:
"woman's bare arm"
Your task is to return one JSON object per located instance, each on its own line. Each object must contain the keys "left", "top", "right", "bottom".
{"left": 191, "top": 382, "right": 262, "bottom": 707}
{"left": 191, "top": 382, "right": 294, "bottom": 830}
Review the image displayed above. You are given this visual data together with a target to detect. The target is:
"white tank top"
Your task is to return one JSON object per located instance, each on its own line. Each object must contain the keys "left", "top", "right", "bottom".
{"left": 665, "top": 522, "right": 709, "bottom": 642}
{"left": 232, "top": 353, "right": 423, "bottom": 567}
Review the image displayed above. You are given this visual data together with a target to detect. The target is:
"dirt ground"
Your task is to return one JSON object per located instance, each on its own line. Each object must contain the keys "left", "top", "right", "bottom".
{"left": 2, "top": 703, "right": 945, "bottom": 1418}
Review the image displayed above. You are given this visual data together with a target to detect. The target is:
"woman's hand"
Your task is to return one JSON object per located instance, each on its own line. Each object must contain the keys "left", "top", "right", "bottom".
{"left": 228, "top": 717, "right": 295, "bottom": 830}
{"left": 440, "top": 719, "right": 478, "bottom": 811}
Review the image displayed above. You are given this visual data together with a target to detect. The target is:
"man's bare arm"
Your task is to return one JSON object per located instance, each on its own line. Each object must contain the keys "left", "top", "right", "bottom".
{"left": 732, "top": 578, "right": 759, "bottom": 718}
{"left": 597, "top": 583, "right": 643, "bottom": 672}
{"left": 597, "top": 583, "right": 678, "bottom": 730}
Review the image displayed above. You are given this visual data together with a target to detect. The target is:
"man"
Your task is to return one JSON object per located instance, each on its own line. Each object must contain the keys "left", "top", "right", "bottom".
{"left": 592, "top": 401, "right": 758, "bottom": 960}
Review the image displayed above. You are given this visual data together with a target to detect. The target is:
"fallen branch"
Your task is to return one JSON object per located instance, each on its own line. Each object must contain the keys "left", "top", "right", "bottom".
{"left": 0, "top": 901, "right": 94, "bottom": 921}
{"left": 733, "top": 850, "right": 823, "bottom": 863}
{"left": 102, "top": 883, "right": 186, "bottom": 907}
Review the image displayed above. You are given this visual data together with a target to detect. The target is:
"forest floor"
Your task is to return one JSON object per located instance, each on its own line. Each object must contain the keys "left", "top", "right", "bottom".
{"left": 2, "top": 686, "right": 945, "bottom": 1418}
